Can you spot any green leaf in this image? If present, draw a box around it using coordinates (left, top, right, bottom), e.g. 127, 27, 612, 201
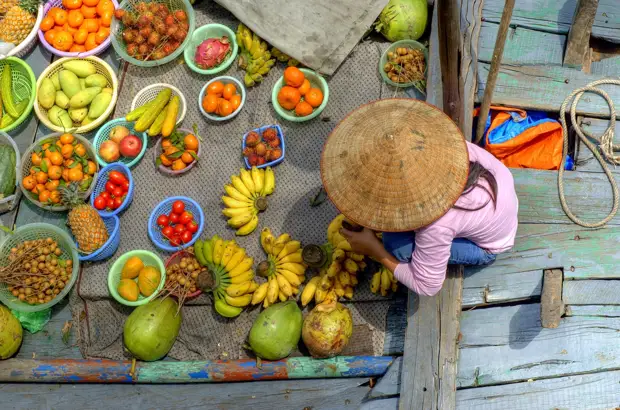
40, 160, 48, 173
189, 151, 199, 161
32, 166, 41, 173
68, 161, 79, 168
167, 151, 184, 159
48, 144, 58, 152
155, 157, 162, 166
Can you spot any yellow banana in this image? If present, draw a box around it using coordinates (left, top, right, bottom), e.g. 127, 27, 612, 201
222, 196, 253, 209
319, 274, 332, 290
334, 277, 345, 297
325, 290, 337, 303
276, 268, 302, 287
225, 293, 252, 307
220, 242, 238, 267
231, 175, 253, 198
239, 168, 256, 194
267, 275, 278, 304
271, 233, 291, 256
212, 239, 225, 265
228, 212, 254, 228
276, 241, 301, 261
276, 273, 292, 297
260, 228, 275, 254
338, 271, 351, 286
224, 184, 251, 202
226, 280, 252, 297
391, 282, 398, 292
263, 298, 270, 309
249, 33, 261, 58
332, 248, 345, 261
344, 259, 359, 274
251, 282, 268, 304
315, 288, 326, 303
262, 167, 275, 195
236, 215, 259, 236
327, 214, 344, 244
278, 251, 303, 265
350, 275, 359, 286
202, 238, 214, 264
278, 262, 305, 276
380, 268, 391, 293
242, 33, 252, 52
251, 167, 264, 195
291, 286, 299, 295
224, 248, 246, 273
248, 281, 259, 293
301, 276, 319, 306
278, 291, 287, 302
358, 261, 367, 271
228, 256, 253, 277
344, 286, 354, 299
389, 269, 398, 284
347, 252, 364, 262
257, 59, 276, 75
230, 270, 254, 284
222, 206, 255, 218
370, 271, 381, 293
336, 238, 353, 251
326, 261, 340, 278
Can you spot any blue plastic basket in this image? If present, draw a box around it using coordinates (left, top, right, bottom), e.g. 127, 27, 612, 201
93, 118, 148, 168
148, 196, 205, 252
78, 215, 121, 262
242, 125, 285, 169
90, 162, 134, 218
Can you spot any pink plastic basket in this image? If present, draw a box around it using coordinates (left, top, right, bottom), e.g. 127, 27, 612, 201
37, 0, 119, 57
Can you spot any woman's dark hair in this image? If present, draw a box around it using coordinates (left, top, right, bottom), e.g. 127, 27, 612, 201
453, 161, 498, 211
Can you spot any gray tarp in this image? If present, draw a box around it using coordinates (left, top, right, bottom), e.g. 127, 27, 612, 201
215, 0, 390, 75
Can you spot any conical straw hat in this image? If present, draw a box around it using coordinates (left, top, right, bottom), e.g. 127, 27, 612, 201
320, 99, 469, 232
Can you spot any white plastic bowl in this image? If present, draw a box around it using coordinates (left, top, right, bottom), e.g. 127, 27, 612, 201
130, 83, 186, 126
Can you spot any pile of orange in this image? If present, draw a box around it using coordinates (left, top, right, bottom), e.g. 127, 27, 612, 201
40, 0, 115, 53
277, 67, 324, 117
201, 81, 242, 117
158, 132, 200, 172
22, 134, 97, 205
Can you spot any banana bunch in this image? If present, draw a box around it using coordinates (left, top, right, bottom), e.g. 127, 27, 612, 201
236, 24, 276, 87
194, 236, 258, 318
271, 47, 300, 67
222, 166, 275, 236
370, 265, 398, 296
251, 228, 307, 308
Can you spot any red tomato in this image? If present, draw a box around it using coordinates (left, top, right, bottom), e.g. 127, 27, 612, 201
112, 187, 124, 198
105, 181, 116, 194
169, 235, 182, 247
108, 171, 127, 185
162, 226, 174, 239
106, 198, 114, 209
157, 214, 169, 227
120, 180, 130, 192
113, 197, 123, 209
169, 212, 180, 224
174, 224, 186, 234
186, 220, 199, 233
100, 191, 110, 200
181, 231, 193, 244
94, 196, 106, 210
172, 200, 185, 214
179, 211, 193, 225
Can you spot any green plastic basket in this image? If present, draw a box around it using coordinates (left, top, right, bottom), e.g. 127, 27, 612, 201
108, 250, 166, 307
272, 68, 329, 122
379, 40, 428, 88
93, 118, 148, 168
110, 0, 196, 67
184, 24, 238, 75
0, 57, 36, 133
0, 223, 80, 313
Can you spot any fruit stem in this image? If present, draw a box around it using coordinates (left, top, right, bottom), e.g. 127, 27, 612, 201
254, 196, 268, 212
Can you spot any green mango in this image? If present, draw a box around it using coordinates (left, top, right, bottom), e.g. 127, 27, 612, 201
50, 72, 61, 91
55, 91, 70, 109
88, 92, 112, 119
69, 107, 88, 122
59, 70, 81, 99
37, 78, 56, 109
62, 60, 97, 78
69, 87, 102, 109
85, 73, 108, 88
47, 105, 72, 129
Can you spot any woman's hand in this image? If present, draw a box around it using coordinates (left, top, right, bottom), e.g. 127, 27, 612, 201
340, 227, 384, 258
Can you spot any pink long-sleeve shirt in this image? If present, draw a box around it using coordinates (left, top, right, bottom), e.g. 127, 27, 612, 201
394, 142, 519, 296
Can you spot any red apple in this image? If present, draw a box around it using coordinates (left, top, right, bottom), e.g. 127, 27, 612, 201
119, 135, 143, 158
109, 125, 130, 144
99, 140, 120, 163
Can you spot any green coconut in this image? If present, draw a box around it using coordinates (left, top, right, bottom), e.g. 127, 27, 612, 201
0, 305, 22, 359
123, 297, 182, 361
375, 0, 428, 42
302, 301, 353, 358
248, 301, 302, 360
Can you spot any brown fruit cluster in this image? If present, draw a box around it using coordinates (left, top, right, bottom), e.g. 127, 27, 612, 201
243, 127, 282, 166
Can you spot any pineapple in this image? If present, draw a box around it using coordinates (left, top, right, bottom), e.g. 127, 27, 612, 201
0, 0, 38, 45
60, 183, 109, 253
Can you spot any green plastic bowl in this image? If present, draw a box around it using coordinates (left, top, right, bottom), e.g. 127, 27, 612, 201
0, 223, 80, 313
108, 250, 166, 307
0, 57, 36, 133
379, 40, 428, 88
271, 68, 329, 122
184, 24, 238, 75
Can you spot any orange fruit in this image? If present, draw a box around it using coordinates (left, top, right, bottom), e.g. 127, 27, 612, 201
229, 94, 242, 112
38, 190, 51, 203
304, 88, 324, 108
53, 9, 68, 26
61, 144, 74, 159
48, 151, 63, 166
100, 10, 112, 27
202, 94, 218, 113
117, 279, 139, 301
80, 5, 97, 18
96, 0, 114, 16
85, 32, 98, 50
161, 139, 172, 149
45, 180, 60, 191
82, 0, 97, 6
67, 9, 84, 27
41, 158, 52, 170
283, 66, 305, 88
95, 27, 109, 44
62, 0, 82, 10
68, 167, 83, 181
41, 143, 51, 150
295, 101, 313, 117
55, 139, 63, 148
31, 152, 42, 166
44, 29, 59, 45
171, 159, 186, 171
53, 31, 74, 52
222, 83, 236, 100
121, 256, 144, 279
206, 81, 224, 96
298, 79, 311, 96
86, 160, 97, 175
63, 22, 78, 35
70, 44, 87, 53
181, 151, 194, 164
277, 86, 301, 111
83, 18, 99, 33
183, 134, 199, 151
164, 146, 179, 157
22, 176, 36, 191
138, 266, 161, 297
74, 143, 86, 157
47, 165, 62, 180
159, 153, 172, 167
49, 190, 61, 204
41, 16, 55, 32
217, 98, 233, 116
34, 184, 46, 194
61, 169, 70, 182
35, 171, 48, 184
59, 133, 74, 144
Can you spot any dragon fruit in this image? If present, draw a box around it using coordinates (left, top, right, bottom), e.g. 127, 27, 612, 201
194, 36, 231, 69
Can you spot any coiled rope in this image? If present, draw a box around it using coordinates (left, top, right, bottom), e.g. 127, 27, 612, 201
558, 79, 620, 228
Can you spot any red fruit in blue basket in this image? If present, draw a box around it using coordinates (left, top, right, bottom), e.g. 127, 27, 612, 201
174, 224, 186, 235
179, 211, 193, 225
112, 187, 124, 198
187, 220, 198, 233
100, 191, 110, 200
108, 171, 127, 186
169, 212, 180, 224
162, 226, 174, 239
169, 235, 182, 247
181, 231, 193, 244
120, 180, 130, 193
172, 200, 185, 215
113, 197, 123, 209
107, 198, 114, 209
105, 181, 117, 194
94, 196, 106, 210
157, 215, 169, 227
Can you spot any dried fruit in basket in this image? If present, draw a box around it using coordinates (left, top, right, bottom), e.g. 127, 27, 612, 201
60, 182, 109, 253
0, 0, 38, 46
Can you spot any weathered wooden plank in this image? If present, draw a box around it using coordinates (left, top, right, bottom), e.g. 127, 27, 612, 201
456, 369, 620, 409
382, 297, 407, 355
457, 303, 620, 387
458, 0, 483, 139
482, 0, 620, 43
478, 22, 566, 66
565, 304, 620, 316
576, 117, 620, 173
563, 280, 620, 305
591, 55, 620, 76
564, 0, 599, 68
462, 268, 542, 308
427, 3, 443, 111
437, 0, 464, 128
0, 377, 372, 409
476, 63, 620, 117
369, 356, 401, 399
360, 397, 399, 410
540, 269, 564, 328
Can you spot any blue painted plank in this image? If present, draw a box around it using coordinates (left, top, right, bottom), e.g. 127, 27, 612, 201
562, 280, 620, 305
565, 305, 620, 316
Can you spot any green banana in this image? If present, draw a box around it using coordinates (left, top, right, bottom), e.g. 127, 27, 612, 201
249, 34, 261, 59
214, 296, 243, 318
244, 72, 256, 87
257, 60, 276, 75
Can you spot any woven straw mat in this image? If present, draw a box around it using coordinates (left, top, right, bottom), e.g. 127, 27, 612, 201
70, 1, 413, 361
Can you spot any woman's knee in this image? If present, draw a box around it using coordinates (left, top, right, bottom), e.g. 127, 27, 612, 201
382, 232, 415, 263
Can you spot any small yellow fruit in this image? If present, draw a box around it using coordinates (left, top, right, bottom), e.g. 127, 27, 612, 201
138, 266, 161, 297
122, 256, 144, 279
117, 279, 139, 301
